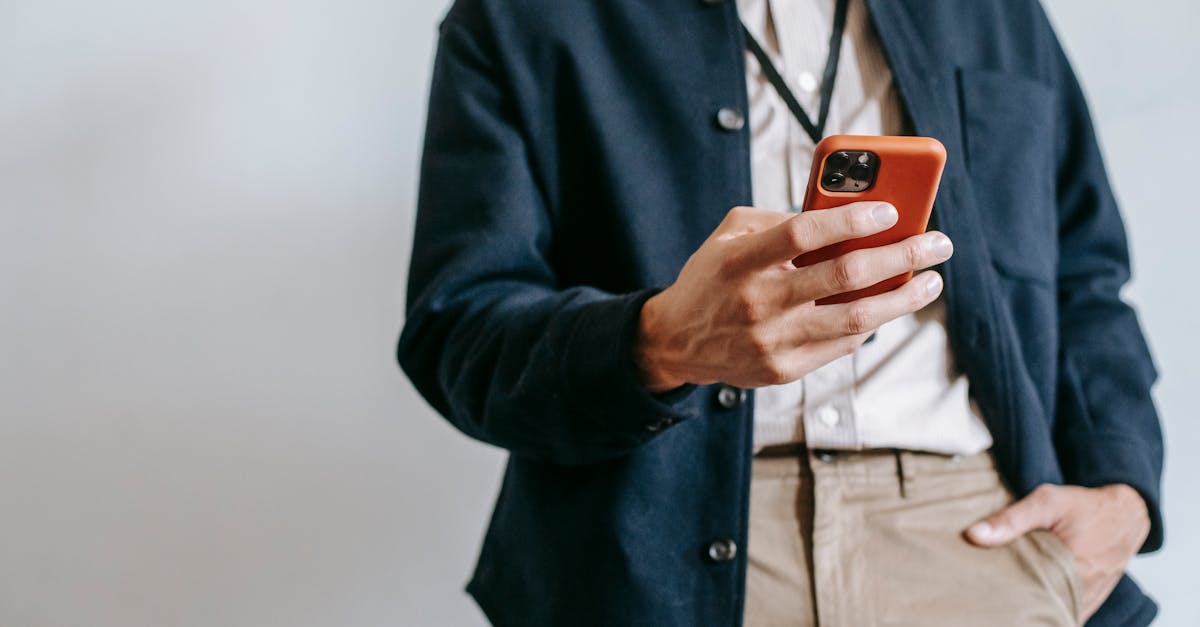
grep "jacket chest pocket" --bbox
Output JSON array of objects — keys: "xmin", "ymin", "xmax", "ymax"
[{"xmin": 957, "ymin": 68, "xmax": 1058, "ymax": 284}]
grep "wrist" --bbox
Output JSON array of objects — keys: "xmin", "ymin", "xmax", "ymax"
[
  {"xmin": 1106, "ymin": 483, "xmax": 1149, "ymax": 516},
  {"xmin": 634, "ymin": 292, "xmax": 688, "ymax": 393}
]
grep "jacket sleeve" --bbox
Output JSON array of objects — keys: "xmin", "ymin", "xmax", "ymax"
[
  {"xmin": 397, "ymin": 8, "xmax": 698, "ymax": 466},
  {"xmin": 1040, "ymin": 12, "xmax": 1165, "ymax": 552}
]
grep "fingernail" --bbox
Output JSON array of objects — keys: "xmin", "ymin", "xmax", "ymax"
[
  {"xmin": 924, "ymin": 272, "xmax": 943, "ymax": 297},
  {"xmin": 872, "ymin": 203, "xmax": 898, "ymax": 227},
  {"xmin": 968, "ymin": 522, "xmax": 994, "ymax": 540},
  {"xmin": 929, "ymin": 233, "xmax": 953, "ymax": 260}
]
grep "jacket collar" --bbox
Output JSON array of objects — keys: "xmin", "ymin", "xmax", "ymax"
[
  {"xmin": 865, "ymin": 0, "xmax": 1022, "ymax": 471},
  {"xmin": 865, "ymin": 0, "xmax": 993, "ymax": 349}
]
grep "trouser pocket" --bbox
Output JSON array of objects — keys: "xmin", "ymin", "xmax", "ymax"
[{"xmin": 1025, "ymin": 528, "xmax": 1083, "ymax": 626}]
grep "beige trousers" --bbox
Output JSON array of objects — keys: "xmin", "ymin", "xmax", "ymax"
[{"xmin": 744, "ymin": 447, "xmax": 1082, "ymax": 627}]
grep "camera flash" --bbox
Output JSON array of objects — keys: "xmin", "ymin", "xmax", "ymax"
[{"xmin": 858, "ymin": 154, "xmax": 870, "ymax": 164}]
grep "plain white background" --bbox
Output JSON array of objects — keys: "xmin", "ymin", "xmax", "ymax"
[{"xmin": 1, "ymin": 1, "xmax": 1195, "ymax": 625}]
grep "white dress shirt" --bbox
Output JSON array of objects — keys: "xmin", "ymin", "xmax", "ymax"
[{"xmin": 739, "ymin": 0, "xmax": 993, "ymax": 455}]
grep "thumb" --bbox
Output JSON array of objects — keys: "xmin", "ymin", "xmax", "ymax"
[{"xmin": 965, "ymin": 485, "xmax": 1062, "ymax": 547}]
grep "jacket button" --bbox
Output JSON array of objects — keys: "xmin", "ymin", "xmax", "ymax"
[
  {"xmin": 715, "ymin": 107, "xmax": 745, "ymax": 132},
  {"xmin": 645, "ymin": 416, "xmax": 675, "ymax": 433},
  {"xmin": 707, "ymin": 539, "xmax": 737, "ymax": 562},
  {"xmin": 716, "ymin": 385, "xmax": 743, "ymax": 409}
]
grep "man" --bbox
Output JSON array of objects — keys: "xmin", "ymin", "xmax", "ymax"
[{"xmin": 398, "ymin": 0, "xmax": 1164, "ymax": 625}]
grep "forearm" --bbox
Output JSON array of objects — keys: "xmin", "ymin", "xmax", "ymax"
[
  {"xmin": 400, "ymin": 283, "xmax": 698, "ymax": 465},
  {"xmin": 1037, "ymin": 0, "xmax": 1164, "ymax": 551}
]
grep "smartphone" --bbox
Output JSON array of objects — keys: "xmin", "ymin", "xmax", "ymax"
[{"xmin": 793, "ymin": 135, "xmax": 947, "ymax": 305}]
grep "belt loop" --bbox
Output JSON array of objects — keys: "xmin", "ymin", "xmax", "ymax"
[{"xmin": 892, "ymin": 448, "xmax": 907, "ymax": 499}]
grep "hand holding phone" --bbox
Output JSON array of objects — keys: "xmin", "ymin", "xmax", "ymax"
[
  {"xmin": 794, "ymin": 135, "xmax": 947, "ymax": 304},
  {"xmin": 634, "ymin": 135, "xmax": 951, "ymax": 391}
]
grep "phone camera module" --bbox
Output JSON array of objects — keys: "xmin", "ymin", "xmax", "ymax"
[{"xmin": 821, "ymin": 150, "xmax": 877, "ymax": 192}]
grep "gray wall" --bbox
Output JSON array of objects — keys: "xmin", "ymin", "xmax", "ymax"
[{"xmin": 0, "ymin": 1, "xmax": 1194, "ymax": 625}]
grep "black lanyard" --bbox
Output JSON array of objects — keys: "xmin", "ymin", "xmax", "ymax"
[{"xmin": 741, "ymin": 0, "xmax": 851, "ymax": 145}]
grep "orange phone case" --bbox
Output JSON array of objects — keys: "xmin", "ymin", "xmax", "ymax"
[{"xmin": 794, "ymin": 135, "xmax": 947, "ymax": 305}]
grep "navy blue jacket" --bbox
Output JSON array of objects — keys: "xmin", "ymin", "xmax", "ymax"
[{"xmin": 399, "ymin": 0, "xmax": 1165, "ymax": 625}]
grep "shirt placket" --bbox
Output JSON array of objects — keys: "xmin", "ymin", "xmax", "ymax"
[
  {"xmin": 802, "ymin": 354, "xmax": 859, "ymax": 448},
  {"xmin": 769, "ymin": 0, "xmax": 857, "ymax": 448},
  {"xmin": 769, "ymin": 0, "xmax": 828, "ymax": 209}
]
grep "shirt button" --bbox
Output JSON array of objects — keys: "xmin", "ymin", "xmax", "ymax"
[
  {"xmin": 815, "ymin": 450, "xmax": 838, "ymax": 463},
  {"xmin": 715, "ymin": 107, "xmax": 745, "ymax": 132},
  {"xmin": 645, "ymin": 417, "xmax": 675, "ymax": 433},
  {"xmin": 796, "ymin": 71, "xmax": 819, "ymax": 93},
  {"xmin": 815, "ymin": 405, "xmax": 841, "ymax": 427},
  {"xmin": 707, "ymin": 539, "xmax": 737, "ymax": 562},
  {"xmin": 715, "ymin": 385, "xmax": 743, "ymax": 409}
]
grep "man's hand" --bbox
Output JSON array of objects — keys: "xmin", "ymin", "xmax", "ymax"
[
  {"xmin": 965, "ymin": 483, "xmax": 1151, "ymax": 621},
  {"xmin": 635, "ymin": 203, "xmax": 953, "ymax": 391}
]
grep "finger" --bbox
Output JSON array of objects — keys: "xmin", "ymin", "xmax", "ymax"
[
  {"xmin": 737, "ymin": 201, "xmax": 899, "ymax": 269},
  {"xmin": 800, "ymin": 270, "xmax": 944, "ymax": 341},
  {"xmin": 712, "ymin": 205, "xmax": 795, "ymax": 239},
  {"xmin": 746, "ymin": 331, "xmax": 872, "ymax": 386},
  {"xmin": 965, "ymin": 484, "xmax": 1065, "ymax": 547},
  {"xmin": 791, "ymin": 231, "xmax": 954, "ymax": 303}
]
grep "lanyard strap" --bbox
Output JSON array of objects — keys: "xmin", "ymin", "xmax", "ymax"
[{"xmin": 742, "ymin": 0, "xmax": 850, "ymax": 145}]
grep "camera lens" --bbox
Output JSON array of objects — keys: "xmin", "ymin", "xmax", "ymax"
[
  {"xmin": 822, "ymin": 172, "xmax": 845, "ymax": 188},
  {"xmin": 849, "ymin": 163, "xmax": 873, "ymax": 181},
  {"xmin": 827, "ymin": 152, "xmax": 852, "ymax": 171}
]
